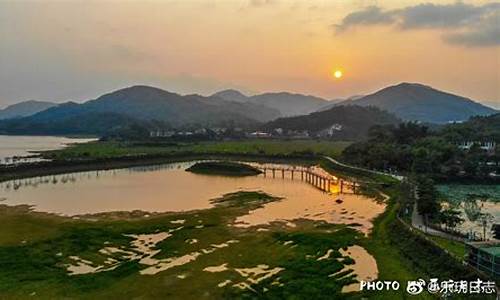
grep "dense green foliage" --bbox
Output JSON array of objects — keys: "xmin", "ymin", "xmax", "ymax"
[
  {"xmin": 186, "ymin": 161, "xmax": 262, "ymax": 176},
  {"xmin": 441, "ymin": 114, "xmax": 500, "ymax": 142},
  {"xmin": 416, "ymin": 176, "xmax": 441, "ymax": 221},
  {"xmin": 342, "ymin": 115, "xmax": 500, "ymax": 181}
]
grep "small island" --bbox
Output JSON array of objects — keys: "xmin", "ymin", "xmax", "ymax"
[{"xmin": 186, "ymin": 161, "xmax": 263, "ymax": 176}]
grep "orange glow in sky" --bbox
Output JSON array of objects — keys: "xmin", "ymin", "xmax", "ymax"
[{"xmin": 0, "ymin": 0, "xmax": 498, "ymax": 105}]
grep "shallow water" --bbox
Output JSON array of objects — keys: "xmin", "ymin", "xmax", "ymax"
[
  {"xmin": 0, "ymin": 161, "xmax": 385, "ymax": 233},
  {"xmin": 339, "ymin": 245, "xmax": 378, "ymax": 292},
  {"xmin": 0, "ymin": 135, "xmax": 95, "ymax": 164}
]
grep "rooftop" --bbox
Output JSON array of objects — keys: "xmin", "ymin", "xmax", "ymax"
[{"xmin": 468, "ymin": 241, "xmax": 500, "ymax": 256}]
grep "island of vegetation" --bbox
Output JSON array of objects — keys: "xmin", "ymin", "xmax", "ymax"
[{"xmin": 186, "ymin": 161, "xmax": 263, "ymax": 176}]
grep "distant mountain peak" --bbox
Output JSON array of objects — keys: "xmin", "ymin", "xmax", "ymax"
[
  {"xmin": 212, "ymin": 89, "xmax": 249, "ymax": 102},
  {"xmin": 394, "ymin": 82, "xmax": 430, "ymax": 88},
  {"xmin": 339, "ymin": 82, "xmax": 496, "ymax": 123},
  {"xmin": 215, "ymin": 89, "xmax": 247, "ymax": 96},
  {"xmin": 0, "ymin": 100, "xmax": 57, "ymax": 120},
  {"xmin": 108, "ymin": 85, "xmax": 175, "ymax": 95}
]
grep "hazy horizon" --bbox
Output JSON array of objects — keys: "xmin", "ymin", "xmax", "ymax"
[
  {"xmin": 1, "ymin": 0, "xmax": 499, "ymax": 107},
  {"xmin": 1, "ymin": 81, "xmax": 499, "ymax": 111}
]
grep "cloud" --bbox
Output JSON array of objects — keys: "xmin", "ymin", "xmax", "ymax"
[
  {"xmin": 335, "ymin": 6, "xmax": 394, "ymax": 32},
  {"xmin": 335, "ymin": 2, "xmax": 500, "ymax": 47},
  {"xmin": 249, "ymin": 0, "xmax": 275, "ymax": 7},
  {"xmin": 443, "ymin": 9, "xmax": 500, "ymax": 47}
]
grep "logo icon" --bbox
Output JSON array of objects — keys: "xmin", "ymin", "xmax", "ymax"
[{"xmin": 407, "ymin": 279, "xmax": 426, "ymax": 295}]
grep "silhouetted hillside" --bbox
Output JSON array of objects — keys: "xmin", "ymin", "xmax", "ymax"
[
  {"xmin": 337, "ymin": 83, "xmax": 496, "ymax": 123},
  {"xmin": 263, "ymin": 105, "xmax": 400, "ymax": 140},
  {"xmin": 0, "ymin": 86, "xmax": 282, "ymax": 134},
  {"xmin": 212, "ymin": 90, "xmax": 331, "ymax": 117},
  {"xmin": 0, "ymin": 100, "xmax": 56, "ymax": 120}
]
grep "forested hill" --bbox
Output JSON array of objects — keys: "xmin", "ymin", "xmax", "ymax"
[
  {"xmin": 262, "ymin": 105, "xmax": 400, "ymax": 140},
  {"xmin": 340, "ymin": 114, "xmax": 500, "ymax": 181},
  {"xmin": 0, "ymin": 86, "xmax": 280, "ymax": 135},
  {"xmin": 441, "ymin": 113, "xmax": 500, "ymax": 141}
]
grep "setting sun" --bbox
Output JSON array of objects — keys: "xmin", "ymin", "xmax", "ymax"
[{"xmin": 334, "ymin": 70, "xmax": 343, "ymax": 79}]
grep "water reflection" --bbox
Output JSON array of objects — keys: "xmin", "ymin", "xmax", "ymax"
[
  {"xmin": 0, "ymin": 161, "xmax": 385, "ymax": 234},
  {"xmin": 0, "ymin": 135, "xmax": 96, "ymax": 165}
]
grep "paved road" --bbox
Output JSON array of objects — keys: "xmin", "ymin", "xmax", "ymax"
[
  {"xmin": 323, "ymin": 156, "xmax": 404, "ymax": 181},
  {"xmin": 411, "ymin": 197, "xmax": 465, "ymax": 241},
  {"xmin": 323, "ymin": 156, "xmax": 465, "ymax": 241}
]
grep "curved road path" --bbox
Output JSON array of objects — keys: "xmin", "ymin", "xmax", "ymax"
[{"xmin": 324, "ymin": 156, "xmax": 464, "ymax": 241}]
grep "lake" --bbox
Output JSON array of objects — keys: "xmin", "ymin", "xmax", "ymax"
[
  {"xmin": 0, "ymin": 161, "xmax": 385, "ymax": 234},
  {"xmin": 0, "ymin": 135, "xmax": 96, "ymax": 164}
]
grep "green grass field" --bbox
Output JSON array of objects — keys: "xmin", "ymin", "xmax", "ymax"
[{"xmin": 42, "ymin": 140, "xmax": 350, "ymax": 161}]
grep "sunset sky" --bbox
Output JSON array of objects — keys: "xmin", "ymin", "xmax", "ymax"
[{"xmin": 0, "ymin": 0, "xmax": 499, "ymax": 107}]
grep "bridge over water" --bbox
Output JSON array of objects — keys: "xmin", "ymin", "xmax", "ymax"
[{"xmin": 255, "ymin": 165, "xmax": 359, "ymax": 194}]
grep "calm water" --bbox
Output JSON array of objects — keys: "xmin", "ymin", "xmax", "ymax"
[
  {"xmin": 0, "ymin": 135, "xmax": 96, "ymax": 164},
  {"xmin": 0, "ymin": 161, "xmax": 385, "ymax": 234}
]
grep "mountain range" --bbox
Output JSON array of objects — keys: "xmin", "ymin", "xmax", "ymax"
[
  {"xmin": 0, "ymin": 100, "xmax": 56, "ymax": 120},
  {"xmin": 0, "ymin": 82, "xmax": 496, "ymax": 136},
  {"xmin": 0, "ymin": 86, "xmax": 282, "ymax": 135},
  {"xmin": 212, "ymin": 89, "xmax": 330, "ymax": 117}
]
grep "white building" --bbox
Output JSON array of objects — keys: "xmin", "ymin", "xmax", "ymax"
[{"xmin": 458, "ymin": 141, "xmax": 496, "ymax": 152}]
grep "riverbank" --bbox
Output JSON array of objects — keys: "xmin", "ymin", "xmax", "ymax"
[{"xmin": 0, "ymin": 140, "xmax": 494, "ymax": 299}]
